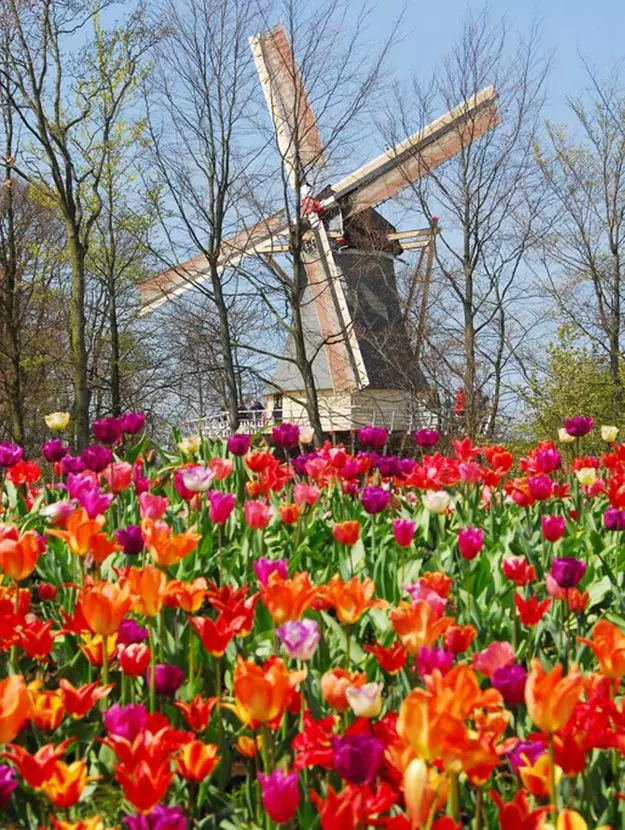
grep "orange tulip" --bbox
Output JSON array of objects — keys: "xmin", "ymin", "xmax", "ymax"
[
  {"xmin": 261, "ymin": 571, "xmax": 317, "ymax": 625},
  {"xmin": 29, "ymin": 686, "xmax": 65, "ymax": 731},
  {"xmin": 124, "ymin": 566, "xmax": 168, "ymax": 617},
  {"xmin": 0, "ymin": 531, "xmax": 43, "ymax": 581},
  {"xmin": 0, "ymin": 675, "xmax": 31, "ymax": 742},
  {"xmin": 164, "ymin": 578, "xmax": 207, "ymax": 613},
  {"xmin": 390, "ymin": 601, "xmax": 454, "ymax": 656},
  {"xmin": 59, "ymin": 680, "xmax": 113, "ymax": 718},
  {"xmin": 175, "ymin": 740, "xmax": 219, "ymax": 781},
  {"xmin": 419, "ymin": 571, "xmax": 453, "ymax": 598},
  {"xmin": 235, "ymin": 736, "xmax": 258, "ymax": 757},
  {"xmin": 2, "ymin": 737, "xmax": 74, "ymax": 788},
  {"xmin": 47, "ymin": 508, "xmax": 105, "ymax": 557},
  {"xmin": 519, "ymin": 754, "xmax": 561, "ymax": 799},
  {"xmin": 50, "ymin": 818, "xmax": 113, "ymax": 830},
  {"xmin": 79, "ymin": 581, "xmax": 132, "ymax": 637},
  {"xmin": 525, "ymin": 659, "xmax": 583, "ymax": 733},
  {"xmin": 320, "ymin": 668, "xmax": 367, "ymax": 712},
  {"xmin": 175, "ymin": 695, "xmax": 218, "ymax": 732},
  {"xmin": 578, "ymin": 619, "xmax": 625, "ymax": 679},
  {"xmin": 41, "ymin": 759, "xmax": 89, "ymax": 808},
  {"xmin": 318, "ymin": 575, "xmax": 387, "ymax": 625},
  {"xmin": 142, "ymin": 518, "xmax": 200, "ymax": 567},
  {"xmin": 398, "ymin": 687, "xmax": 465, "ymax": 762},
  {"xmin": 90, "ymin": 534, "xmax": 119, "ymax": 566},
  {"xmin": 233, "ymin": 656, "xmax": 303, "ymax": 725},
  {"xmin": 79, "ymin": 634, "xmax": 118, "ymax": 667}
]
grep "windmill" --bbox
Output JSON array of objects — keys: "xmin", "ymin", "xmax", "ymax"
[{"xmin": 140, "ymin": 24, "xmax": 500, "ymax": 434}]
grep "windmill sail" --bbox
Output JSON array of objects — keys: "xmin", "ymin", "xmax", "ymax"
[
  {"xmin": 250, "ymin": 24, "xmax": 325, "ymax": 187},
  {"xmin": 329, "ymin": 86, "xmax": 499, "ymax": 216}
]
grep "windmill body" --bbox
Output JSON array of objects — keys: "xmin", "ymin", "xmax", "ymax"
[{"xmin": 139, "ymin": 24, "xmax": 500, "ymax": 435}]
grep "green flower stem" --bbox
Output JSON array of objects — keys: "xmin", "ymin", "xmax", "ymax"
[{"xmin": 148, "ymin": 621, "xmax": 156, "ymax": 714}]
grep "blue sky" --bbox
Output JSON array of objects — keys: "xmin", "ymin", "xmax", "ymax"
[{"xmin": 364, "ymin": 0, "xmax": 625, "ymax": 125}]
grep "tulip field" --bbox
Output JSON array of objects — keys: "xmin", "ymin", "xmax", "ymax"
[{"xmin": 2, "ymin": 414, "xmax": 625, "ymax": 829}]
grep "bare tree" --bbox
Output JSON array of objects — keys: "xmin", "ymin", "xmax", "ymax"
[
  {"xmin": 392, "ymin": 9, "xmax": 549, "ymax": 437},
  {"xmin": 0, "ymin": 0, "xmax": 153, "ymax": 446},
  {"xmin": 142, "ymin": 0, "xmax": 264, "ymax": 432},
  {"xmin": 537, "ymin": 62, "xmax": 625, "ymax": 421}
]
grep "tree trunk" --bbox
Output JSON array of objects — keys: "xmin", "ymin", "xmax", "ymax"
[
  {"xmin": 68, "ymin": 232, "xmax": 90, "ymax": 449},
  {"xmin": 109, "ymin": 283, "xmax": 121, "ymax": 416},
  {"xmin": 291, "ymin": 301, "xmax": 324, "ymax": 444},
  {"xmin": 210, "ymin": 264, "xmax": 239, "ymax": 432},
  {"xmin": 463, "ymin": 294, "xmax": 477, "ymax": 439},
  {"xmin": 2, "ymin": 177, "xmax": 25, "ymax": 445},
  {"xmin": 610, "ymin": 250, "xmax": 622, "ymax": 419}
]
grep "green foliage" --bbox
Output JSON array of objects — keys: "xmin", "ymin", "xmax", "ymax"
[{"xmin": 521, "ymin": 327, "xmax": 624, "ymax": 449}]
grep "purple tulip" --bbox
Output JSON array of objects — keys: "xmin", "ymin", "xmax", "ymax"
[
  {"xmin": 93, "ymin": 416, "xmax": 123, "ymax": 445},
  {"xmin": 0, "ymin": 441, "xmax": 23, "ymax": 467},
  {"xmin": 60, "ymin": 454, "xmax": 85, "ymax": 475},
  {"xmin": 276, "ymin": 619, "xmax": 320, "ymax": 661},
  {"xmin": 42, "ymin": 439, "xmax": 70, "ymax": 463},
  {"xmin": 357, "ymin": 425, "xmax": 387, "ymax": 450},
  {"xmin": 227, "ymin": 433, "xmax": 251, "ymax": 456},
  {"xmin": 82, "ymin": 444, "xmax": 113, "ymax": 473},
  {"xmin": 103, "ymin": 703, "xmax": 148, "ymax": 741},
  {"xmin": 149, "ymin": 664, "xmax": 184, "ymax": 697},
  {"xmin": 117, "ymin": 618, "xmax": 149, "ymax": 645},
  {"xmin": 0, "ymin": 765, "xmax": 17, "ymax": 808},
  {"xmin": 122, "ymin": 816, "xmax": 149, "ymax": 830},
  {"xmin": 331, "ymin": 734, "xmax": 384, "ymax": 784},
  {"xmin": 361, "ymin": 485, "xmax": 391, "ymax": 514},
  {"xmin": 121, "ymin": 412, "xmax": 146, "ymax": 436},
  {"xmin": 272, "ymin": 423, "xmax": 300, "ymax": 449},
  {"xmin": 564, "ymin": 416, "xmax": 594, "ymax": 438},
  {"xmin": 76, "ymin": 487, "xmax": 114, "ymax": 519},
  {"xmin": 115, "ymin": 525, "xmax": 145, "ymax": 556},
  {"xmin": 376, "ymin": 455, "xmax": 399, "ymax": 477},
  {"xmin": 604, "ymin": 507, "xmax": 625, "ymax": 531},
  {"xmin": 506, "ymin": 740, "xmax": 546, "ymax": 774},
  {"xmin": 414, "ymin": 428, "xmax": 439, "ymax": 448},
  {"xmin": 491, "ymin": 664, "xmax": 527, "ymax": 706},
  {"xmin": 415, "ymin": 646, "xmax": 454, "ymax": 678},
  {"xmin": 396, "ymin": 458, "xmax": 416, "ymax": 477},
  {"xmin": 292, "ymin": 452, "xmax": 315, "ymax": 476},
  {"xmin": 254, "ymin": 557, "xmax": 288, "ymax": 586},
  {"xmin": 550, "ymin": 557, "xmax": 587, "ymax": 589}
]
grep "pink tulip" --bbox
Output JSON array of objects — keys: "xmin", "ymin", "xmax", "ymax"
[
  {"xmin": 392, "ymin": 519, "xmax": 416, "ymax": 548},
  {"xmin": 472, "ymin": 641, "xmax": 515, "ymax": 678},
  {"xmin": 457, "ymin": 526, "xmax": 484, "ymax": 560}
]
